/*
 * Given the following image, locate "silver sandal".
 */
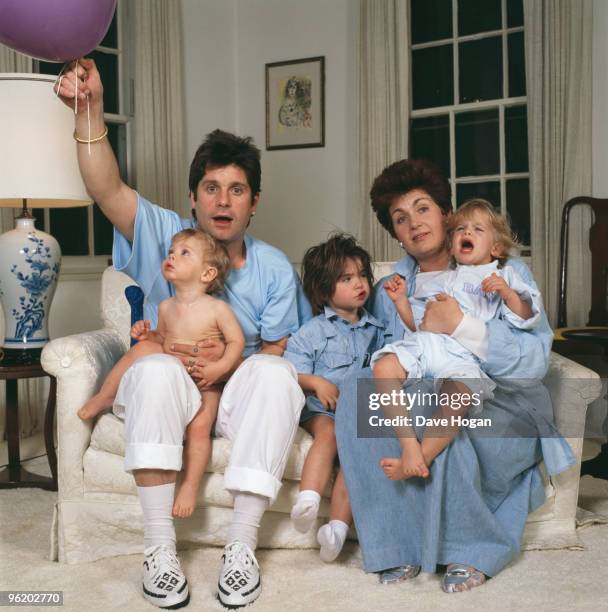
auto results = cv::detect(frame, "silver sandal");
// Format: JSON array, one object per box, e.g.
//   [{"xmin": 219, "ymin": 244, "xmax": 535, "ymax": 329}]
[
  {"xmin": 441, "ymin": 563, "xmax": 486, "ymax": 593},
  {"xmin": 379, "ymin": 564, "xmax": 421, "ymax": 584}
]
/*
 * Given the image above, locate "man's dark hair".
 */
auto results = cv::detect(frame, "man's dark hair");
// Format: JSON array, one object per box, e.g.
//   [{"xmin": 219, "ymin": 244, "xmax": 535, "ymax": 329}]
[
  {"xmin": 370, "ymin": 159, "xmax": 452, "ymax": 238},
  {"xmin": 302, "ymin": 233, "xmax": 374, "ymax": 315},
  {"xmin": 189, "ymin": 129, "xmax": 261, "ymax": 199}
]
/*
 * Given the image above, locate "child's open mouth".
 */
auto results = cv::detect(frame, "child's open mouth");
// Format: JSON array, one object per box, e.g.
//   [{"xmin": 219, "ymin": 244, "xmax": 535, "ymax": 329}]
[{"xmin": 460, "ymin": 239, "xmax": 474, "ymax": 253}]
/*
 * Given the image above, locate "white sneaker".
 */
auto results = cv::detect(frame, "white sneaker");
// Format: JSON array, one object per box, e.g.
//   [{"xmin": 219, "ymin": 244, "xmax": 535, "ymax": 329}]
[
  {"xmin": 142, "ymin": 545, "xmax": 190, "ymax": 609},
  {"xmin": 217, "ymin": 541, "xmax": 261, "ymax": 608}
]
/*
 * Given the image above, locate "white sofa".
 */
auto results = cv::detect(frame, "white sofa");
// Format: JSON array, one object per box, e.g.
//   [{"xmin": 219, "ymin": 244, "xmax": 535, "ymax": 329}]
[{"xmin": 41, "ymin": 265, "xmax": 602, "ymax": 564}]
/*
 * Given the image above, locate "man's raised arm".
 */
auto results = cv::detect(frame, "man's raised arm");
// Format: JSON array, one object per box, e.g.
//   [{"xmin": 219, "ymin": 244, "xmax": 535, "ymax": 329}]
[{"xmin": 55, "ymin": 58, "xmax": 137, "ymax": 241}]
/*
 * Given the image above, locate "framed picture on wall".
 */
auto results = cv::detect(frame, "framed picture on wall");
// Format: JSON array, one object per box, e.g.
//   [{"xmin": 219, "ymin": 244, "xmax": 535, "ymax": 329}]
[{"xmin": 265, "ymin": 56, "xmax": 325, "ymax": 150}]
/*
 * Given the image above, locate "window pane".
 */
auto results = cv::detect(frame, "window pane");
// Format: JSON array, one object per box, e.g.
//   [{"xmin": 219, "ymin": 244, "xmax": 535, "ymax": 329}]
[
  {"xmin": 455, "ymin": 109, "xmax": 499, "ymax": 176},
  {"xmin": 50, "ymin": 208, "xmax": 89, "ymax": 255},
  {"xmin": 459, "ymin": 37, "xmax": 503, "ymax": 103},
  {"xmin": 410, "ymin": 115, "xmax": 450, "ymax": 178},
  {"xmin": 93, "ymin": 205, "xmax": 113, "ymax": 255},
  {"xmin": 107, "ymin": 123, "xmax": 129, "ymax": 182},
  {"xmin": 93, "ymin": 123, "xmax": 128, "ymax": 255},
  {"xmin": 508, "ymin": 32, "xmax": 526, "ymax": 97},
  {"xmin": 32, "ymin": 208, "xmax": 46, "ymax": 232},
  {"xmin": 456, "ymin": 182, "xmax": 501, "ymax": 209},
  {"xmin": 505, "ymin": 105, "xmax": 528, "ymax": 173},
  {"xmin": 458, "ymin": 0, "xmax": 501, "ymax": 36},
  {"xmin": 507, "ymin": 0, "xmax": 524, "ymax": 27},
  {"xmin": 38, "ymin": 61, "xmax": 62, "ymax": 76},
  {"xmin": 100, "ymin": 11, "xmax": 118, "ymax": 48},
  {"xmin": 506, "ymin": 178, "xmax": 530, "ymax": 245},
  {"xmin": 411, "ymin": 0, "xmax": 452, "ymax": 44},
  {"xmin": 90, "ymin": 50, "xmax": 119, "ymax": 114},
  {"xmin": 412, "ymin": 45, "xmax": 454, "ymax": 109}
]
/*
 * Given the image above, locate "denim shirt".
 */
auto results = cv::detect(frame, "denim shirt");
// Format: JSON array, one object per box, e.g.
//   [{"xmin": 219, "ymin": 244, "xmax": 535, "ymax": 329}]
[{"xmin": 284, "ymin": 306, "xmax": 386, "ymax": 413}]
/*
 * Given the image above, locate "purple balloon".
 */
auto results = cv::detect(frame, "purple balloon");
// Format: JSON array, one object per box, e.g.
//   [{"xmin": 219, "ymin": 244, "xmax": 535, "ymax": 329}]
[{"xmin": 0, "ymin": 0, "xmax": 117, "ymax": 62}]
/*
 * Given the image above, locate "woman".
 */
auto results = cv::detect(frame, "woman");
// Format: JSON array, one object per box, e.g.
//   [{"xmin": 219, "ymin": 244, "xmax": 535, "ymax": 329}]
[{"xmin": 335, "ymin": 159, "xmax": 574, "ymax": 592}]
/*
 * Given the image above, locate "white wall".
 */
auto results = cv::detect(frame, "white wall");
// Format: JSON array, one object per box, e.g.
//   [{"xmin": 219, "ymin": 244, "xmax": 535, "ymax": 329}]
[
  {"xmin": 181, "ymin": 0, "xmax": 358, "ymax": 263},
  {"xmin": 181, "ymin": 0, "xmax": 238, "ymax": 164},
  {"xmin": 593, "ymin": 0, "xmax": 608, "ymax": 196}
]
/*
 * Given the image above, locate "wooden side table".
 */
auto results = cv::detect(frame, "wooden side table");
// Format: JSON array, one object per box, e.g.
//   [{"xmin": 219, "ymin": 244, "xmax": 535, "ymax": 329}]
[{"xmin": 0, "ymin": 361, "xmax": 57, "ymax": 490}]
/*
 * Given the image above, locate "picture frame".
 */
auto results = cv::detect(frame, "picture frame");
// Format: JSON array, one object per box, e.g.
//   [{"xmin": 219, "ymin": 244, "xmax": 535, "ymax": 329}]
[{"xmin": 265, "ymin": 56, "xmax": 325, "ymax": 150}]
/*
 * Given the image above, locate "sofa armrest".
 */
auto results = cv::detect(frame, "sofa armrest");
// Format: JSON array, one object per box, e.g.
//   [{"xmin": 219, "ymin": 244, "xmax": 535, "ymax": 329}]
[
  {"xmin": 544, "ymin": 352, "xmax": 603, "ymax": 436},
  {"xmin": 41, "ymin": 329, "xmax": 127, "ymax": 499}
]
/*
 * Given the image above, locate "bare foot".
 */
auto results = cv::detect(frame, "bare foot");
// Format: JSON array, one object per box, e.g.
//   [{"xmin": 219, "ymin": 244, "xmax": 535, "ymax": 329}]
[
  {"xmin": 172, "ymin": 481, "xmax": 199, "ymax": 518},
  {"xmin": 77, "ymin": 394, "xmax": 112, "ymax": 420},
  {"xmin": 381, "ymin": 441, "xmax": 429, "ymax": 480}
]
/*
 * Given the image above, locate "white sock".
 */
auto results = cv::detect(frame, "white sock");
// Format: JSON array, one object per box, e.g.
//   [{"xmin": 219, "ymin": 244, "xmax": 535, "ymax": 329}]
[
  {"xmin": 291, "ymin": 490, "xmax": 321, "ymax": 534},
  {"xmin": 137, "ymin": 483, "xmax": 176, "ymax": 552},
  {"xmin": 226, "ymin": 492, "xmax": 269, "ymax": 551},
  {"xmin": 317, "ymin": 520, "xmax": 349, "ymax": 562}
]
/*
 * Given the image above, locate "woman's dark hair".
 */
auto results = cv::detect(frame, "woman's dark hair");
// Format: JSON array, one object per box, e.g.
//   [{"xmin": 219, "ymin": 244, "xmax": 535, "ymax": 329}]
[
  {"xmin": 302, "ymin": 233, "xmax": 374, "ymax": 315},
  {"xmin": 370, "ymin": 159, "xmax": 452, "ymax": 238},
  {"xmin": 189, "ymin": 129, "xmax": 261, "ymax": 200}
]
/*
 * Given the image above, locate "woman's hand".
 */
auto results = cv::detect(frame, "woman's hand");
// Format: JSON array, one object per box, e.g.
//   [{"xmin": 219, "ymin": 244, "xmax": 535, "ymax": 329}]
[{"xmin": 420, "ymin": 293, "xmax": 464, "ymax": 335}]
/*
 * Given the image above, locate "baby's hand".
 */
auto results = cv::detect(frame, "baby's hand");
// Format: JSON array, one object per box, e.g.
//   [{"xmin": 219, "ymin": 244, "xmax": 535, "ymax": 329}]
[
  {"xmin": 313, "ymin": 378, "xmax": 340, "ymax": 411},
  {"xmin": 481, "ymin": 273, "xmax": 514, "ymax": 301},
  {"xmin": 383, "ymin": 275, "xmax": 407, "ymax": 304},
  {"xmin": 130, "ymin": 319, "xmax": 151, "ymax": 341},
  {"xmin": 197, "ymin": 361, "xmax": 225, "ymax": 387}
]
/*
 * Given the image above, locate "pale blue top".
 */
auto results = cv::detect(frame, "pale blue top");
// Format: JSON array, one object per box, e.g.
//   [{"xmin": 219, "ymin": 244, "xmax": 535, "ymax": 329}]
[
  {"xmin": 112, "ymin": 194, "xmax": 312, "ymax": 357},
  {"xmin": 283, "ymin": 306, "xmax": 385, "ymax": 413}
]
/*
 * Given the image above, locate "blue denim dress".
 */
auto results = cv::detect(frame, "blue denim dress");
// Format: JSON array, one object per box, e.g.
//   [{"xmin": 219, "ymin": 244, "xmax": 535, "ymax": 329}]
[
  {"xmin": 284, "ymin": 306, "xmax": 385, "ymax": 423},
  {"xmin": 335, "ymin": 256, "xmax": 575, "ymax": 577}
]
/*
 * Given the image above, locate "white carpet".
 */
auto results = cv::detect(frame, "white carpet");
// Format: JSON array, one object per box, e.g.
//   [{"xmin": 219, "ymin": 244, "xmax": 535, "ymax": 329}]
[{"xmin": 1, "ymin": 459, "xmax": 608, "ymax": 612}]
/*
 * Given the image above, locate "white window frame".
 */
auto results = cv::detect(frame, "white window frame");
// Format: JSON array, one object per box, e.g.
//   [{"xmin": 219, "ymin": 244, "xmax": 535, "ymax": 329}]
[
  {"xmin": 36, "ymin": 0, "xmax": 134, "ymax": 279},
  {"xmin": 410, "ymin": 0, "xmax": 529, "ymax": 254}
]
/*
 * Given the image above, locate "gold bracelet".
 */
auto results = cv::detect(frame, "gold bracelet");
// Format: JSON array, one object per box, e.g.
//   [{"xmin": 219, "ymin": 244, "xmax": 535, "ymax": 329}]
[{"xmin": 73, "ymin": 126, "xmax": 108, "ymax": 144}]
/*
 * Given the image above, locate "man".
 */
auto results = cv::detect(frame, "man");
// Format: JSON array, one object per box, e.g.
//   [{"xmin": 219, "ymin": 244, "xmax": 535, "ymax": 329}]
[{"xmin": 57, "ymin": 58, "xmax": 311, "ymax": 609}]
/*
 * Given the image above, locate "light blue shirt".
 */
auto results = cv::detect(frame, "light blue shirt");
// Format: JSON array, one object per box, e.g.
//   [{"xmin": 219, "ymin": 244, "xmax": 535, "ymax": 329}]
[
  {"xmin": 112, "ymin": 194, "xmax": 312, "ymax": 356},
  {"xmin": 284, "ymin": 306, "xmax": 385, "ymax": 413}
]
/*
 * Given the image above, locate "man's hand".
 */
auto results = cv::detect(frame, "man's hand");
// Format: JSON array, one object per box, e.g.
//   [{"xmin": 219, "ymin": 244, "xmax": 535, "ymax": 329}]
[
  {"xmin": 54, "ymin": 57, "xmax": 103, "ymax": 113},
  {"xmin": 167, "ymin": 338, "xmax": 229, "ymax": 389},
  {"xmin": 481, "ymin": 273, "xmax": 514, "ymax": 301},
  {"xmin": 312, "ymin": 378, "xmax": 340, "ymax": 411},
  {"xmin": 419, "ymin": 293, "xmax": 464, "ymax": 335},
  {"xmin": 383, "ymin": 275, "xmax": 408, "ymax": 305},
  {"xmin": 130, "ymin": 320, "xmax": 151, "ymax": 342}
]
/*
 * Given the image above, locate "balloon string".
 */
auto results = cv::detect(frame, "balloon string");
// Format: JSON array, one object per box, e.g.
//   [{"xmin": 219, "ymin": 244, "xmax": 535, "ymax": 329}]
[{"xmin": 54, "ymin": 61, "xmax": 92, "ymax": 156}]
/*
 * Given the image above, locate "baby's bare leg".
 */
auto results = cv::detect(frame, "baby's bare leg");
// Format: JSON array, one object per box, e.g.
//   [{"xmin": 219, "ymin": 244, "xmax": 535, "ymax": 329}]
[
  {"xmin": 78, "ymin": 340, "xmax": 164, "ymax": 420},
  {"xmin": 420, "ymin": 380, "xmax": 471, "ymax": 466},
  {"xmin": 373, "ymin": 355, "xmax": 429, "ymax": 480},
  {"xmin": 172, "ymin": 388, "xmax": 219, "ymax": 518}
]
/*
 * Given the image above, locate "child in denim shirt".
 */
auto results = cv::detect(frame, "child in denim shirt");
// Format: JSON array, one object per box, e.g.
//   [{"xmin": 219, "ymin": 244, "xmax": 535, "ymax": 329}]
[{"xmin": 283, "ymin": 234, "xmax": 385, "ymax": 562}]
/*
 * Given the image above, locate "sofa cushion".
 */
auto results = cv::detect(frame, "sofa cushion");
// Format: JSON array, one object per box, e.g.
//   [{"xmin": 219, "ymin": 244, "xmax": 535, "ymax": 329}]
[{"xmin": 90, "ymin": 412, "xmax": 314, "ymax": 482}]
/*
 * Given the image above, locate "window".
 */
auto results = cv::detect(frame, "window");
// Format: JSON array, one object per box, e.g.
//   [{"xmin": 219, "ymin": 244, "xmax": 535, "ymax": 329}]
[
  {"xmin": 409, "ymin": 0, "xmax": 530, "ymax": 252},
  {"xmin": 34, "ymin": 0, "xmax": 133, "ymax": 266}
]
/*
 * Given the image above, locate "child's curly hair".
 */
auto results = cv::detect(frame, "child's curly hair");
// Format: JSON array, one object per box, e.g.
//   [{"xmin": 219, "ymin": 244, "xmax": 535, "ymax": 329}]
[
  {"xmin": 170, "ymin": 228, "xmax": 230, "ymax": 293},
  {"xmin": 447, "ymin": 198, "xmax": 519, "ymax": 265},
  {"xmin": 302, "ymin": 233, "xmax": 374, "ymax": 315}
]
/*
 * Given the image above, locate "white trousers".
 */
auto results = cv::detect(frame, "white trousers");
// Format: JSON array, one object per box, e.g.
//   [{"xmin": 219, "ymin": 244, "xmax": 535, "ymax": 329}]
[{"xmin": 114, "ymin": 353, "xmax": 304, "ymax": 503}]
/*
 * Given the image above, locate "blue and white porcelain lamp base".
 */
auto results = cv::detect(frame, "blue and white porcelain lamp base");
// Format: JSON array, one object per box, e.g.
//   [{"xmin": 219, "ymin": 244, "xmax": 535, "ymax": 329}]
[{"xmin": 0, "ymin": 208, "xmax": 60, "ymax": 365}]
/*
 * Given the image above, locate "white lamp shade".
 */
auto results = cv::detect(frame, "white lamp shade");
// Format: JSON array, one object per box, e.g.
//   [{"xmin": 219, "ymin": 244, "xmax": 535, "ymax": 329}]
[{"xmin": 0, "ymin": 73, "xmax": 92, "ymax": 208}]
